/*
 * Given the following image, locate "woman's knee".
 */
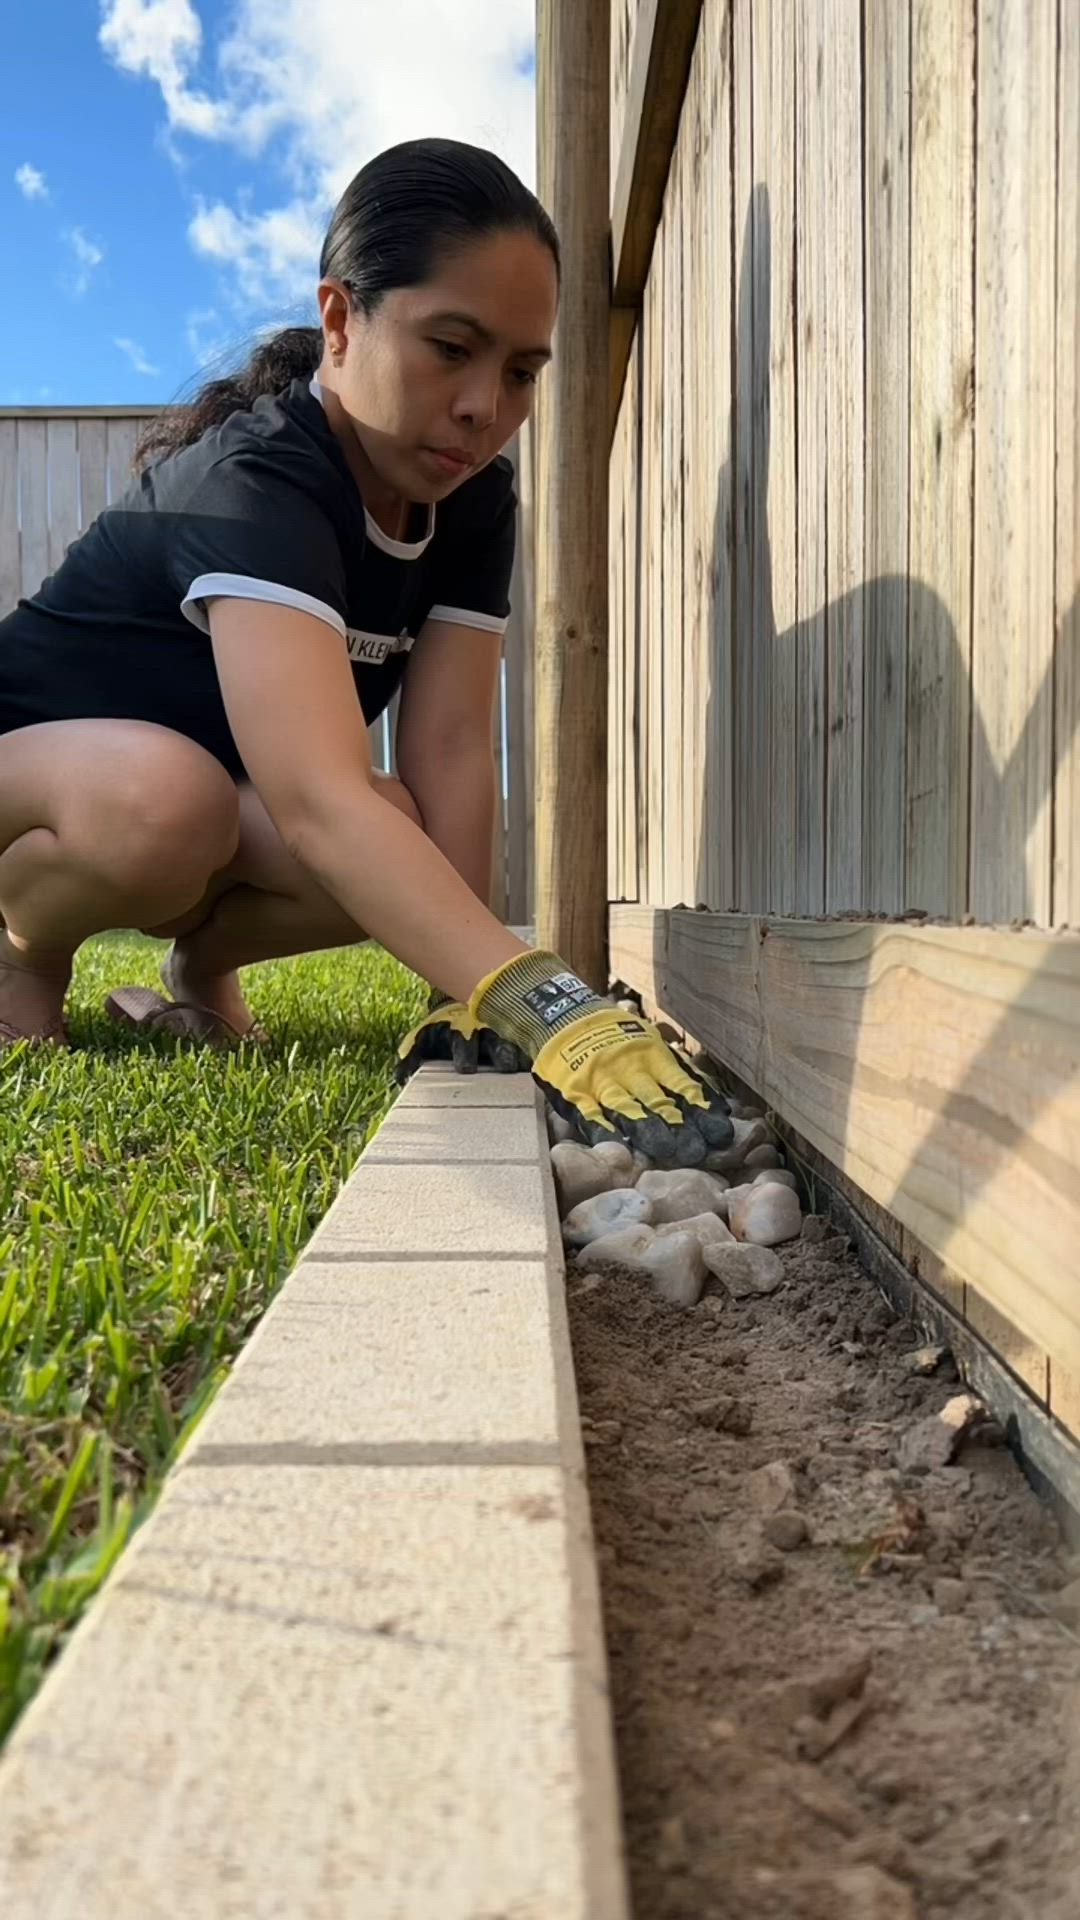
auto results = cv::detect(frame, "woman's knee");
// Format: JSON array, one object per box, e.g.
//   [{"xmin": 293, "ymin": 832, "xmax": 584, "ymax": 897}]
[{"xmin": 72, "ymin": 730, "xmax": 240, "ymax": 906}]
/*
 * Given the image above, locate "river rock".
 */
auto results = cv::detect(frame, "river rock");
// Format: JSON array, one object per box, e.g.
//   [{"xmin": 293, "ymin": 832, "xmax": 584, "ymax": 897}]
[
  {"xmin": 655, "ymin": 1211, "xmax": 735, "ymax": 1250},
  {"xmin": 753, "ymin": 1168, "xmax": 799, "ymax": 1193},
  {"xmin": 636, "ymin": 1167, "xmax": 729, "ymax": 1223},
  {"xmin": 744, "ymin": 1143, "xmax": 783, "ymax": 1170},
  {"xmin": 550, "ymin": 1142, "xmax": 619, "ymax": 1213},
  {"xmin": 546, "ymin": 1105, "xmax": 577, "ymax": 1147},
  {"xmin": 641, "ymin": 1230, "xmax": 706, "ymax": 1307},
  {"xmin": 588, "ymin": 1140, "xmax": 637, "ymax": 1187},
  {"xmin": 575, "ymin": 1223, "xmax": 657, "ymax": 1271},
  {"xmin": 729, "ymin": 1181, "xmax": 803, "ymax": 1246},
  {"xmin": 702, "ymin": 1242, "xmax": 784, "ymax": 1298},
  {"xmin": 701, "ymin": 1116, "xmax": 770, "ymax": 1172},
  {"xmin": 562, "ymin": 1186, "xmax": 655, "ymax": 1249}
]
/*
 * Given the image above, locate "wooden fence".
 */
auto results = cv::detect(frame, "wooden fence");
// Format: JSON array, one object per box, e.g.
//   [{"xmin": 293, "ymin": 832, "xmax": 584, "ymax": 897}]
[
  {"xmin": 609, "ymin": 0, "xmax": 1078, "ymax": 929},
  {"xmin": 604, "ymin": 0, "xmax": 1080, "ymax": 1449},
  {"xmin": 0, "ymin": 408, "xmax": 533, "ymax": 923}
]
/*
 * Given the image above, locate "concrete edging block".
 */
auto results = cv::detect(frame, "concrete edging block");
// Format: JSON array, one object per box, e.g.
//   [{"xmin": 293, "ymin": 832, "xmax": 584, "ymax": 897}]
[{"xmin": 0, "ymin": 1066, "xmax": 628, "ymax": 1920}]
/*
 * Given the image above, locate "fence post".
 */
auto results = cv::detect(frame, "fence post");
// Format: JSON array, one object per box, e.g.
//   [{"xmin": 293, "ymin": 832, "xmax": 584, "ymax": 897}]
[{"xmin": 535, "ymin": 0, "xmax": 611, "ymax": 988}]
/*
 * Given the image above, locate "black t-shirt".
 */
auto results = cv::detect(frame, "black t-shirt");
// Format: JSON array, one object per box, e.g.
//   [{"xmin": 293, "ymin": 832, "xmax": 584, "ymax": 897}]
[{"xmin": 0, "ymin": 376, "xmax": 516, "ymax": 776}]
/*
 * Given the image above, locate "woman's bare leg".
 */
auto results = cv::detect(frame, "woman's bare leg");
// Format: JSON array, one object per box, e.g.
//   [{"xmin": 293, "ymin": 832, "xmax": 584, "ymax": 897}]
[
  {"xmin": 0, "ymin": 720, "xmax": 240, "ymax": 1037},
  {"xmin": 147, "ymin": 772, "xmax": 423, "ymax": 1031}
]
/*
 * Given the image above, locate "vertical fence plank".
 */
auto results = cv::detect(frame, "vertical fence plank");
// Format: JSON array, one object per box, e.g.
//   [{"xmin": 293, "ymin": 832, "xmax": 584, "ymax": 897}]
[
  {"xmin": 971, "ymin": 0, "xmax": 1056, "ymax": 924},
  {"xmin": 506, "ymin": 434, "xmax": 533, "ymax": 924},
  {"xmin": 683, "ymin": 28, "xmax": 707, "ymax": 912},
  {"xmin": 105, "ymin": 419, "xmax": 141, "ymax": 503},
  {"xmin": 16, "ymin": 422, "xmax": 48, "ymax": 601},
  {"xmin": 732, "ymin": 0, "xmax": 759, "ymax": 914},
  {"xmin": 907, "ymin": 0, "xmax": 975, "ymax": 919},
  {"xmin": 1054, "ymin": 0, "xmax": 1080, "ymax": 928},
  {"xmin": 665, "ymin": 145, "xmax": 686, "ymax": 905},
  {"xmin": 46, "ymin": 420, "xmax": 79, "ymax": 575},
  {"xmin": 823, "ymin": 0, "xmax": 865, "ymax": 911},
  {"xmin": 758, "ymin": 0, "xmax": 798, "ymax": 916},
  {"xmin": 703, "ymin": 0, "xmax": 734, "ymax": 913},
  {"xmin": 863, "ymin": 0, "xmax": 911, "ymax": 914},
  {"xmin": 77, "ymin": 418, "xmax": 109, "ymax": 531},
  {"xmin": 0, "ymin": 422, "xmax": 19, "ymax": 615},
  {"xmin": 794, "ymin": 0, "xmax": 827, "ymax": 915},
  {"xmin": 645, "ymin": 207, "xmax": 665, "ymax": 905}
]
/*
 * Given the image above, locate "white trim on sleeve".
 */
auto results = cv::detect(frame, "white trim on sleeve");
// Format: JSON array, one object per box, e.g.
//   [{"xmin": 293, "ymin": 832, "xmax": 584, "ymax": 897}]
[
  {"xmin": 180, "ymin": 574, "xmax": 347, "ymax": 639},
  {"xmin": 427, "ymin": 603, "xmax": 510, "ymax": 636}
]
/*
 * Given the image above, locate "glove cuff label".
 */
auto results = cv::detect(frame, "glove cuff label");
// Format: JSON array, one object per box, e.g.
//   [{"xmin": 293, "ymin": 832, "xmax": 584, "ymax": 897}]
[{"xmin": 522, "ymin": 971, "xmax": 596, "ymax": 1027}]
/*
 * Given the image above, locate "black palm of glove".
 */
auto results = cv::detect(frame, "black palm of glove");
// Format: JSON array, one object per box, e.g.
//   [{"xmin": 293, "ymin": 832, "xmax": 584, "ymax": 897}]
[
  {"xmin": 466, "ymin": 950, "xmax": 733, "ymax": 1166},
  {"xmin": 396, "ymin": 990, "xmax": 531, "ymax": 1081}
]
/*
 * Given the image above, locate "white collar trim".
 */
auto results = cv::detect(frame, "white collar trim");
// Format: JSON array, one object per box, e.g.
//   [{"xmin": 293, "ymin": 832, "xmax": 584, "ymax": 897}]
[{"xmin": 309, "ymin": 375, "xmax": 435, "ymax": 559}]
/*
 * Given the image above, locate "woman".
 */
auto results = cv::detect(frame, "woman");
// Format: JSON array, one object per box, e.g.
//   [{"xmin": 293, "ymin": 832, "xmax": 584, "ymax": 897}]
[{"xmin": 0, "ymin": 137, "xmax": 730, "ymax": 1167}]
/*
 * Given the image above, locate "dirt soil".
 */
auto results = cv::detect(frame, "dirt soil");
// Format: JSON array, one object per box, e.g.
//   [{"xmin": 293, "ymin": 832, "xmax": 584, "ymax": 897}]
[{"xmin": 567, "ymin": 1223, "xmax": 1080, "ymax": 1920}]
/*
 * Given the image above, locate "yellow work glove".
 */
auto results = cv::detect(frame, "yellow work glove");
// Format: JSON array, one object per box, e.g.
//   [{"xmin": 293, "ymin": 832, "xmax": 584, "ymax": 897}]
[
  {"xmin": 467, "ymin": 950, "xmax": 733, "ymax": 1166},
  {"xmin": 396, "ymin": 989, "xmax": 530, "ymax": 1080}
]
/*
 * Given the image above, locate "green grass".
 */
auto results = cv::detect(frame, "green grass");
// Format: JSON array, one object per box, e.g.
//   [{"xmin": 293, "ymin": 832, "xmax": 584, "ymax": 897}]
[{"xmin": 0, "ymin": 931, "xmax": 423, "ymax": 1746}]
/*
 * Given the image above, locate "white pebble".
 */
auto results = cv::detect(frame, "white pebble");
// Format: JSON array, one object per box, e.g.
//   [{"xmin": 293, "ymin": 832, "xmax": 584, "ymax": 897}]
[
  {"xmin": 562, "ymin": 1187, "xmax": 654, "ymax": 1249},
  {"xmin": 701, "ymin": 1116, "xmax": 770, "ymax": 1172},
  {"xmin": 744, "ymin": 1143, "xmax": 783, "ymax": 1170},
  {"xmin": 575, "ymin": 1223, "xmax": 656, "ymax": 1271},
  {"xmin": 550, "ymin": 1142, "xmax": 617, "ymax": 1214},
  {"xmin": 546, "ymin": 1105, "xmax": 577, "ymax": 1147},
  {"xmin": 630, "ymin": 1148, "xmax": 654, "ymax": 1179},
  {"xmin": 703, "ymin": 1242, "xmax": 784, "ymax": 1297},
  {"xmin": 641, "ymin": 1231, "xmax": 706, "ymax": 1308},
  {"xmin": 655, "ymin": 1212, "xmax": 735, "ymax": 1250},
  {"xmin": 729, "ymin": 1182, "xmax": 802, "ymax": 1246},
  {"xmin": 752, "ymin": 1168, "xmax": 798, "ymax": 1193},
  {"xmin": 636, "ymin": 1168, "xmax": 729, "ymax": 1224},
  {"xmin": 588, "ymin": 1140, "xmax": 636, "ymax": 1186}
]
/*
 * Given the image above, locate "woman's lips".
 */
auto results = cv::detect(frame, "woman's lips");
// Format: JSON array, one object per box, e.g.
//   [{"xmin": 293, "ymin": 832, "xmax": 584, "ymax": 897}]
[{"xmin": 424, "ymin": 446, "xmax": 475, "ymax": 476}]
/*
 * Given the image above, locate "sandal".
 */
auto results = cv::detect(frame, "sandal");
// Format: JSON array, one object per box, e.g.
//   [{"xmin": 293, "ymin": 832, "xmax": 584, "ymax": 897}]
[
  {"xmin": 0, "ymin": 1017, "xmax": 69, "ymax": 1052},
  {"xmin": 105, "ymin": 983, "xmax": 270, "ymax": 1050}
]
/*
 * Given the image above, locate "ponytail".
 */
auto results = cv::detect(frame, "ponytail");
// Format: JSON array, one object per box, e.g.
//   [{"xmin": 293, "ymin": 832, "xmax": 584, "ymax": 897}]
[{"xmin": 134, "ymin": 325, "xmax": 322, "ymax": 470}]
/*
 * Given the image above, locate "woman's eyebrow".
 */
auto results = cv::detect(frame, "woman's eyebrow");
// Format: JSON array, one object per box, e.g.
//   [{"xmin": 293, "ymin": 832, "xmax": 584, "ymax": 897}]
[{"xmin": 427, "ymin": 309, "xmax": 552, "ymax": 361}]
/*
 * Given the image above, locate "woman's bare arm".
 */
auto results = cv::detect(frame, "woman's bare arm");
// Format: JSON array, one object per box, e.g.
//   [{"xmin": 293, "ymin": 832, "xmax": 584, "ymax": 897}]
[
  {"xmin": 208, "ymin": 597, "xmax": 525, "ymax": 1000},
  {"xmin": 396, "ymin": 617, "xmax": 504, "ymax": 904}
]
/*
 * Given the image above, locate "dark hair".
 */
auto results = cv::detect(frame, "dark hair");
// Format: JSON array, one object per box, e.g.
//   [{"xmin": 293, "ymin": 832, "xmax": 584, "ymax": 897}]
[{"xmin": 136, "ymin": 137, "xmax": 560, "ymax": 469}]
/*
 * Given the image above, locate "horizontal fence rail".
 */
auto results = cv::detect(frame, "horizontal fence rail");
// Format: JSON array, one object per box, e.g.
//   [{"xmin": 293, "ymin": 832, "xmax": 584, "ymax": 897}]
[{"xmin": 0, "ymin": 409, "xmax": 534, "ymax": 923}]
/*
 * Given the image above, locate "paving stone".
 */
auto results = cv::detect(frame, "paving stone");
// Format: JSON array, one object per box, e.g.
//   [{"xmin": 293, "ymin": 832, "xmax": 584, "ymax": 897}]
[
  {"xmin": 396, "ymin": 1069, "xmax": 538, "ymax": 1109},
  {"xmin": 364, "ymin": 1104, "xmax": 539, "ymax": 1164},
  {"xmin": 304, "ymin": 1162, "xmax": 550, "ymax": 1259},
  {"xmin": 0, "ymin": 1463, "xmax": 625, "ymax": 1919},
  {"xmin": 187, "ymin": 1260, "xmax": 561, "ymax": 1453}
]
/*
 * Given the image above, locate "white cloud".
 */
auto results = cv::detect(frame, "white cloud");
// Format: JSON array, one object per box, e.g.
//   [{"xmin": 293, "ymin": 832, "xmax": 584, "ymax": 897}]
[
  {"xmin": 15, "ymin": 162, "xmax": 49, "ymax": 201},
  {"xmin": 115, "ymin": 336, "xmax": 161, "ymax": 377},
  {"xmin": 98, "ymin": 0, "xmax": 536, "ymax": 313},
  {"xmin": 187, "ymin": 197, "xmax": 323, "ymax": 307},
  {"xmin": 63, "ymin": 228, "xmax": 106, "ymax": 297},
  {"xmin": 99, "ymin": 0, "xmax": 228, "ymax": 138}
]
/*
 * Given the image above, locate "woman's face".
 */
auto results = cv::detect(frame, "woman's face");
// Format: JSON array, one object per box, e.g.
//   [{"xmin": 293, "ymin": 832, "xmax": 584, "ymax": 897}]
[{"xmin": 321, "ymin": 228, "xmax": 558, "ymax": 502}]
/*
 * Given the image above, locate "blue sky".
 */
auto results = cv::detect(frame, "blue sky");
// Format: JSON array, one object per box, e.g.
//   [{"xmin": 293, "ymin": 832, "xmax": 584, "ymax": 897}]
[{"xmin": 2, "ymin": 0, "xmax": 536, "ymax": 407}]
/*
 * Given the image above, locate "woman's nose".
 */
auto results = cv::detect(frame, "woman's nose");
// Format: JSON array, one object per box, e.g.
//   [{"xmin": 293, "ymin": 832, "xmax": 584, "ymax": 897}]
[{"xmin": 453, "ymin": 372, "xmax": 499, "ymax": 431}]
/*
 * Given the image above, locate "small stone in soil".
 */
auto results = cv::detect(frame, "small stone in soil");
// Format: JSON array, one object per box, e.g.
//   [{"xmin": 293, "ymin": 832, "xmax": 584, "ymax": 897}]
[
  {"xmin": 902, "ymin": 1344, "xmax": 953, "ymax": 1376},
  {"xmin": 801, "ymin": 1213, "xmax": 834, "ymax": 1243},
  {"xmin": 932, "ymin": 1576, "xmax": 969, "ymax": 1614},
  {"xmin": 691, "ymin": 1392, "xmax": 754, "ymax": 1435},
  {"xmin": 748, "ymin": 1460, "xmax": 799, "ymax": 1513},
  {"xmin": 703, "ymin": 1241, "xmax": 784, "ymax": 1298},
  {"xmin": 764, "ymin": 1509, "xmax": 811, "ymax": 1551},
  {"xmin": 734, "ymin": 1542, "xmax": 786, "ymax": 1590},
  {"xmin": 897, "ymin": 1392, "xmax": 986, "ymax": 1472},
  {"xmin": 826, "ymin": 1863, "xmax": 918, "ymax": 1919}
]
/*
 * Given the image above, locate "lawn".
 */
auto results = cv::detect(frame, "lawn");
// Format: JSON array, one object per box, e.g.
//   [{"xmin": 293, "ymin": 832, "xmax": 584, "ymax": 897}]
[{"xmin": 0, "ymin": 931, "xmax": 424, "ymax": 1746}]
